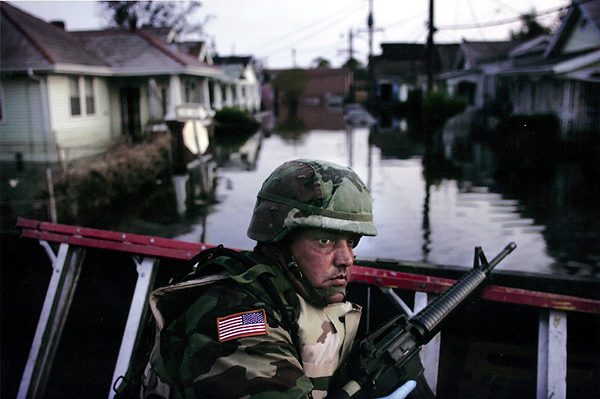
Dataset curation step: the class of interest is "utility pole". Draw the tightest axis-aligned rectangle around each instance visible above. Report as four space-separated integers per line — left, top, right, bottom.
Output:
338 28 357 64
365 0 383 113
344 28 357 102
291 49 297 68
427 0 435 94
425 0 436 160
348 29 354 61
367 0 375 112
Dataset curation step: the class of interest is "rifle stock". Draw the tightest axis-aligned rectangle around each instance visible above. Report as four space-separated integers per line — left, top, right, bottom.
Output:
327 242 517 399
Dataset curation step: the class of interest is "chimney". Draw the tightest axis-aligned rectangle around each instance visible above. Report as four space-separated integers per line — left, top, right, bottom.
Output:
129 16 138 32
50 20 65 30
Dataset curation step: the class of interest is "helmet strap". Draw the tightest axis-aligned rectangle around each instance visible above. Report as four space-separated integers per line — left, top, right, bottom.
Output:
284 256 344 307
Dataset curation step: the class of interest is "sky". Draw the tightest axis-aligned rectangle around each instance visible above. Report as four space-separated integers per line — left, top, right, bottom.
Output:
11 0 571 69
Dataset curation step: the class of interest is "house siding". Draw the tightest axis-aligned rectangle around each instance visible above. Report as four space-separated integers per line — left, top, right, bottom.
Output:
47 75 113 162
0 77 53 162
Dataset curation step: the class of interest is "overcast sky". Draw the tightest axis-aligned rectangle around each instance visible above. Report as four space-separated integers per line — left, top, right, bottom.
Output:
12 0 570 69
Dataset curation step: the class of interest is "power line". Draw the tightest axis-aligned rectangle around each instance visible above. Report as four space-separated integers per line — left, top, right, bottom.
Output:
264 4 365 58
466 0 487 39
381 10 428 30
436 3 568 31
249 0 364 52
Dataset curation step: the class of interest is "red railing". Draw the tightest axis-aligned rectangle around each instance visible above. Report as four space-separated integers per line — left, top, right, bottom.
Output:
17 218 600 314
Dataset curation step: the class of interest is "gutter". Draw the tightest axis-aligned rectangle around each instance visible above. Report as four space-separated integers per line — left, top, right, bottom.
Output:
27 68 55 165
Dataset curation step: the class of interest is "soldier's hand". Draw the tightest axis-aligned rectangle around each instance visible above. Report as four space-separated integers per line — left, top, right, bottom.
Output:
375 380 417 399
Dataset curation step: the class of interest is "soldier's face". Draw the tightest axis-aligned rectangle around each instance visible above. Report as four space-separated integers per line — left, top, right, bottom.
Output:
289 229 356 304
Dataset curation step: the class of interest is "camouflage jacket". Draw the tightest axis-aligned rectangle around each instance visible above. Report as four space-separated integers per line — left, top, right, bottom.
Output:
143 250 361 399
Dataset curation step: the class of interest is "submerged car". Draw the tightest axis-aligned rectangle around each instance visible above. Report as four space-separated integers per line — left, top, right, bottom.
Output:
344 109 377 127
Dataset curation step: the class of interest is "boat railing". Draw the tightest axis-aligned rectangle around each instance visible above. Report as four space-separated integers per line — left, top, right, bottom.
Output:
13 218 600 399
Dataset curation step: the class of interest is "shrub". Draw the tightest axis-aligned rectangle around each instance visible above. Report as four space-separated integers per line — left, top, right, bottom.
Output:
213 107 260 146
53 133 173 226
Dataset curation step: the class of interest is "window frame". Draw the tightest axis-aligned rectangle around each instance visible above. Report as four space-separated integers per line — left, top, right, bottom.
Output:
69 76 82 116
69 75 97 117
84 76 96 116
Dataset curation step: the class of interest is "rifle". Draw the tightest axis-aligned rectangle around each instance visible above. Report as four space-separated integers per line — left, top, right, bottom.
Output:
328 242 517 399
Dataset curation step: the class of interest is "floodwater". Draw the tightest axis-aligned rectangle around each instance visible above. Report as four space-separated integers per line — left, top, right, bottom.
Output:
177 107 599 278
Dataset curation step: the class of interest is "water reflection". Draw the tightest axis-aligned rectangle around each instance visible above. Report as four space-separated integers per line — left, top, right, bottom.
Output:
200 104 598 278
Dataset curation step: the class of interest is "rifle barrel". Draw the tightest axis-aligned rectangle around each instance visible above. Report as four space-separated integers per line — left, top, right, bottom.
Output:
408 242 516 343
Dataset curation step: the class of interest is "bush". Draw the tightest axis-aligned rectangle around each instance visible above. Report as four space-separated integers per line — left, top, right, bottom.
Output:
213 107 260 146
421 91 468 130
53 133 173 226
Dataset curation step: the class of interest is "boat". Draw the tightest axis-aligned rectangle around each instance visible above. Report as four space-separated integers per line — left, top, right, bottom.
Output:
4 218 599 399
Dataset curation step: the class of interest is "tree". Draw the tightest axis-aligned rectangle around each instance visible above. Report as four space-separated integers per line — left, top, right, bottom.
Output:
510 10 552 40
343 57 363 70
272 69 309 119
100 1 204 35
310 57 331 68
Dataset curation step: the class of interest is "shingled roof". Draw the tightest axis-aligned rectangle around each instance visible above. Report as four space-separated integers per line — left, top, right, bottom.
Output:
73 29 219 75
1 1 220 77
457 40 523 69
1 1 108 72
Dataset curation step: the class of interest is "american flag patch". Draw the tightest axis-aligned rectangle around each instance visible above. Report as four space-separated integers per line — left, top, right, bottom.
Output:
217 309 268 342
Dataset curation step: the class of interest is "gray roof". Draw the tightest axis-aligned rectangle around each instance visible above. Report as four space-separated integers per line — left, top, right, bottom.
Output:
73 29 219 75
1 2 219 77
458 40 523 68
1 1 108 71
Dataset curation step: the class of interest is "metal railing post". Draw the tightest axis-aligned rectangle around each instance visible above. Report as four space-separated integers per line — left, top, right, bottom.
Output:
108 257 159 399
18 244 86 399
537 309 567 399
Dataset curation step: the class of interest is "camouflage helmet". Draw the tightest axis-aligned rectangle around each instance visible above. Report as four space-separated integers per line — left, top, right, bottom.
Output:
247 159 377 242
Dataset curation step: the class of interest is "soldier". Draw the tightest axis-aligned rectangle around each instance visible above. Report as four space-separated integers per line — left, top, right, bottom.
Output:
141 159 415 399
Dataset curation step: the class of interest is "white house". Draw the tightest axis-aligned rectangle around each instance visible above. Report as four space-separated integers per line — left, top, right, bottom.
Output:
439 0 600 143
498 0 600 142
0 2 259 168
213 55 262 113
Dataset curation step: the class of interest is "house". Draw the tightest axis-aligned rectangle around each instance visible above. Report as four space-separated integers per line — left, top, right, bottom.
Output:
212 55 262 113
371 42 460 103
264 67 353 107
498 0 600 142
303 67 353 107
0 1 250 169
263 67 353 130
439 40 523 109
439 0 600 143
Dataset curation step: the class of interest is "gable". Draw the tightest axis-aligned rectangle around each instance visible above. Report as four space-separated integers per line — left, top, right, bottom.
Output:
1 8 54 71
1 2 219 78
1 2 107 70
562 9 600 53
546 0 600 58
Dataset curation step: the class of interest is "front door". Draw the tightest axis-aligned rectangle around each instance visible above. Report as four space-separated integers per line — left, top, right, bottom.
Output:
120 87 142 142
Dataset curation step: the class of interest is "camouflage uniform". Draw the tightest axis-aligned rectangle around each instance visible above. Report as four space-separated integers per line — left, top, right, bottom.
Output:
143 251 361 399
142 159 376 399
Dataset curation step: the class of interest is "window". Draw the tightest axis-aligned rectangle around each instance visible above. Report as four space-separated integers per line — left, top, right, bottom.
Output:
84 77 95 115
69 76 97 117
70 76 81 116
184 80 200 103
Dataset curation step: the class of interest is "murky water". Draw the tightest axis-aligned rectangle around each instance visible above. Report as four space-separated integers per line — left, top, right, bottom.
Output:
177 123 599 277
